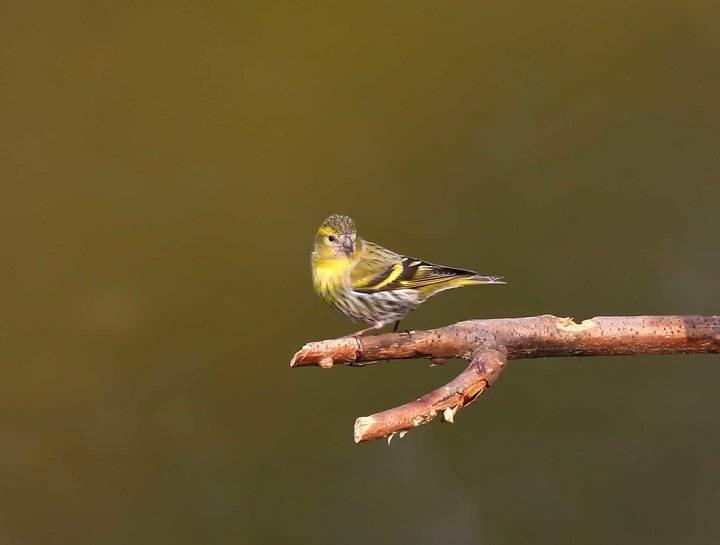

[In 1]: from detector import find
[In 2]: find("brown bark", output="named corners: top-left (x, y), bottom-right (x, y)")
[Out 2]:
top-left (290, 315), bottom-right (720, 443)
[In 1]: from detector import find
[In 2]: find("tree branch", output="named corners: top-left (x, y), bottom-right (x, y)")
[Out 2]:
top-left (290, 315), bottom-right (720, 443)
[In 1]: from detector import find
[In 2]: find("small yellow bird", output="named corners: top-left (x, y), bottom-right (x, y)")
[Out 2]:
top-left (311, 214), bottom-right (505, 335)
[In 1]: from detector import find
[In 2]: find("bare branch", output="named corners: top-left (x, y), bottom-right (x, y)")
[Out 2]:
top-left (354, 348), bottom-right (506, 443)
top-left (290, 315), bottom-right (720, 442)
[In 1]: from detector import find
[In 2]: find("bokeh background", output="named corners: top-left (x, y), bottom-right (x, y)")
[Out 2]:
top-left (2, 2), bottom-right (720, 544)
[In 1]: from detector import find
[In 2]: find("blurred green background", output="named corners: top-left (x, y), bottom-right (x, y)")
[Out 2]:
top-left (2, 1), bottom-right (719, 544)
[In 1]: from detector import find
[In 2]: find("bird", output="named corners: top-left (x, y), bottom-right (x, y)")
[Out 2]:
top-left (311, 214), bottom-right (505, 336)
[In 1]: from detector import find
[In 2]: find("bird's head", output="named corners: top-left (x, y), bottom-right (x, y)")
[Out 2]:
top-left (313, 214), bottom-right (359, 261)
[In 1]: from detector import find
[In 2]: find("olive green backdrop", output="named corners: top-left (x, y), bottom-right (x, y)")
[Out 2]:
top-left (2, 2), bottom-right (719, 544)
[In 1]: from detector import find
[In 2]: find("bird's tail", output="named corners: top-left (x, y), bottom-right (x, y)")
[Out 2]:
top-left (463, 274), bottom-right (506, 285)
top-left (419, 272), bottom-right (506, 298)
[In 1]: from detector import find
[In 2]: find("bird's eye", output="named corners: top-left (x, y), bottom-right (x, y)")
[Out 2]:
top-left (327, 235), bottom-right (336, 242)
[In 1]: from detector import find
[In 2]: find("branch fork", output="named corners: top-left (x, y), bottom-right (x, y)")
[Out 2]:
top-left (290, 315), bottom-right (720, 443)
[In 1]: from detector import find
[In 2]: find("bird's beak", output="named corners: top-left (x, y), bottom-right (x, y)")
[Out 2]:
top-left (340, 235), bottom-right (354, 255)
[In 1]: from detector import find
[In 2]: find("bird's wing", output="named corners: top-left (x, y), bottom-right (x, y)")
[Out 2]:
top-left (350, 240), bottom-right (478, 293)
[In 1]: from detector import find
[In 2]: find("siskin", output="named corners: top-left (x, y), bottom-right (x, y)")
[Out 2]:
top-left (311, 214), bottom-right (505, 336)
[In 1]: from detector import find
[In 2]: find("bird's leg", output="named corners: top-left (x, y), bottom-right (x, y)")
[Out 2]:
top-left (392, 320), bottom-right (412, 337)
top-left (344, 322), bottom-right (385, 338)
top-left (347, 326), bottom-right (376, 337)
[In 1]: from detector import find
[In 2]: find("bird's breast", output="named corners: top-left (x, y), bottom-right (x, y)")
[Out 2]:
top-left (312, 258), bottom-right (352, 301)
